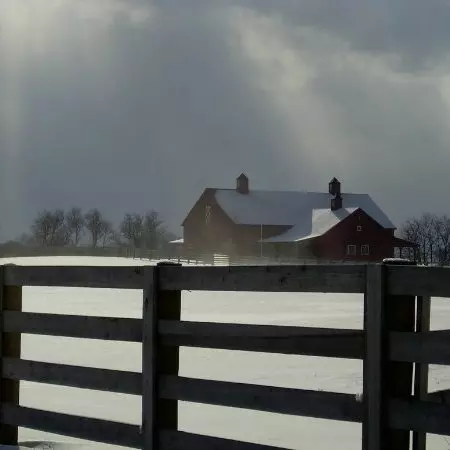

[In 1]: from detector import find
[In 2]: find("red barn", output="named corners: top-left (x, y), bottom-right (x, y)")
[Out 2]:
top-left (181, 174), bottom-right (416, 262)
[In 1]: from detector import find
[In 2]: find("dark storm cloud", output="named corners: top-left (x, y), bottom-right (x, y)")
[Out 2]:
top-left (240, 0), bottom-right (450, 72)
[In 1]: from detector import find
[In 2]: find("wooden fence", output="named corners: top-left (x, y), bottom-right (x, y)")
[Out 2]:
top-left (0, 262), bottom-right (449, 449)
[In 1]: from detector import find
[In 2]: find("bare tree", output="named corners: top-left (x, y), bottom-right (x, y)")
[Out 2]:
top-left (100, 220), bottom-right (114, 247)
top-left (50, 209), bottom-right (70, 246)
top-left (120, 213), bottom-right (144, 248)
top-left (84, 209), bottom-right (109, 248)
top-left (433, 215), bottom-right (450, 265)
top-left (66, 207), bottom-right (85, 246)
top-left (119, 210), bottom-right (169, 251)
top-left (142, 210), bottom-right (164, 249)
top-left (400, 213), bottom-right (450, 265)
top-left (108, 229), bottom-right (124, 247)
top-left (400, 217), bottom-right (421, 261)
top-left (31, 209), bottom-right (69, 246)
top-left (31, 211), bottom-right (52, 246)
top-left (119, 213), bottom-right (134, 247)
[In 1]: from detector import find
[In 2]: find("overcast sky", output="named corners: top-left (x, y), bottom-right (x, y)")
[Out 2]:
top-left (1, 0), bottom-right (450, 239)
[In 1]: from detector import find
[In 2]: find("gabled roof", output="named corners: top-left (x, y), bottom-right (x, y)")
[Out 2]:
top-left (214, 189), bottom-right (395, 242)
top-left (261, 207), bottom-right (359, 243)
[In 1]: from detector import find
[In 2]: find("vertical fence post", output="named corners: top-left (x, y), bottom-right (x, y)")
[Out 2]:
top-left (142, 266), bottom-right (158, 450)
top-left (412, 295), bottom-right (430, 450)
top-left (156, 261), bottom-right (181, 435)
top-left (384, 259), bottom-right (416, 450)
top-left (0, 266), bottom-right (22, 445)
top-left (363, 260), bottom-right (417, 450)
top-left (363, 264), bottom-right (386, 450)
top-left (142, 263), bottom-right (181, 450)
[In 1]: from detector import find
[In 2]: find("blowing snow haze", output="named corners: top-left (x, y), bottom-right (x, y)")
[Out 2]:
top-left (1, 0), bottom-right (450, 240)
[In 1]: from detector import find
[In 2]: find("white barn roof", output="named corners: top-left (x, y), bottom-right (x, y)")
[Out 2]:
top-left (261, 207), bottom-right (359, 243)
top-left (214, 189), bottom-right (395, 243)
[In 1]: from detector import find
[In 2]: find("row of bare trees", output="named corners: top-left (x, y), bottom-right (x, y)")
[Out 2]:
top-left (400, 213), bottom-right (450, 265)
top-left (21, 207), bottom-right (173, 249)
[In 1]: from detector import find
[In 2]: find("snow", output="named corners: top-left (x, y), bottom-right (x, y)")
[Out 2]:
top-left (214, 190), bottom-right (396, 231)
top-left (1, 256), bottom-right (449, 449)
top-left (262, 207), bottom-right (358, 243)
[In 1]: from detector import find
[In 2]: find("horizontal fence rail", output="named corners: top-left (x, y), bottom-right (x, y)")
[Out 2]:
top-left (0, 262), bottom-right (449, 449)
top-left (390, 330), bottom-right (450, 365)
top-left (159, 430), bottom-right (290, 450)
top-left (160, 376), bottom-right (363, 422)
top-left (2, 358), bottom-right (141, 395)
top-left (158, 264), bottom-right (367, 293)
top-left (5, 263), bottom-right (450, 295)
top-left (159, 320), bottom-right (364, 359)
top-left (387, 265), bottom-right (450, 297)
top-left (3, 265), bottom-right (145, 289)
top-left (390, 399), bottom-right (450, 436)
top-left (3, 311), bottom-right (142, 341)
top-left (1, 404), bottom-right (142, 448)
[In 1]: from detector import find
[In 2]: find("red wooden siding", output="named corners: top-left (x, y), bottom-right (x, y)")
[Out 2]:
top-left (183, 189), bottom-right (235, 253)
top-left (314, 209), bottom-right (395, 261)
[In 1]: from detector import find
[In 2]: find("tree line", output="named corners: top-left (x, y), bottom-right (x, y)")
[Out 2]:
top-left (19, 207), bottom-right (175, 250)
top-left (400, 213), bottom-right (450, 266)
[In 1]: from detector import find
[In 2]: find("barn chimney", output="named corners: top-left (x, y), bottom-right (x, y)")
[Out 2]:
top-left (331, 195), bottom-right (343, 211)
top-left (329, 177), bottom-right (342, 211)
top-left (236, 173), bottom-right (249, 194)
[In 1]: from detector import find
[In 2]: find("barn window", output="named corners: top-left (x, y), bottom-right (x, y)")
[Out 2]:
top-left (346, 244), bottom-right (356, 256)
top-left (357, 226), bottom-right (362, 232)
top-left (361, 245), bottom-right (370, 256)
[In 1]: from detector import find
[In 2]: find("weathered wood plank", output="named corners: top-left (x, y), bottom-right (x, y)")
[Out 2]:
top-left (159, 430), bottom-right (290, 450)
top-left (387, 265), bottom-right (450, 297)
top-left (156, 263), bottom-right (182, 434)
top-left (159, 265), bottom-right (366, 293)
top-left (390, 398), bottom-right (450, 436)
top-left (390, 330), bottom-right (450, 365)
top-left (0, 280), bottom-right (22, 446)
top-left (142, 266), bottom-right (157, 450)
top-left (3, 265), bottom-right (144, 289)
top-left (159, 376), bottom-right (362, 422)
top-left (363, 264), bottom-right (385, 450)
top-left (1, 403), bottom-right (141, 448)
top-left (2, 358), bottom-right (141, 395)
top-left (412, 295), bottom-right (431, 450)
top-left (384, 260), bottom-right (416, 450)
top-left (3, 311), bottom-right (142, 342)
top-left (159, 320), bottom-right (364, 359)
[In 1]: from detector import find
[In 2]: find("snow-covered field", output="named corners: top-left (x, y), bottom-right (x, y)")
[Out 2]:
top-left (1, 256), bottom-right (450, 449)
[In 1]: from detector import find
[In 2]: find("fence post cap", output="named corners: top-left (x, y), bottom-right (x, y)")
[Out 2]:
top-left (382, 258), bottom-right (416, 266)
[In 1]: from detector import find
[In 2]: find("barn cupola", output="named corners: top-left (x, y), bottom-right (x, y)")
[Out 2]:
top-left (329, 177), bottom-right (341, 196)
top-left (236, 173), bottom-right (249, 194)
top-left (329, 177), bottom-right (343, 211)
